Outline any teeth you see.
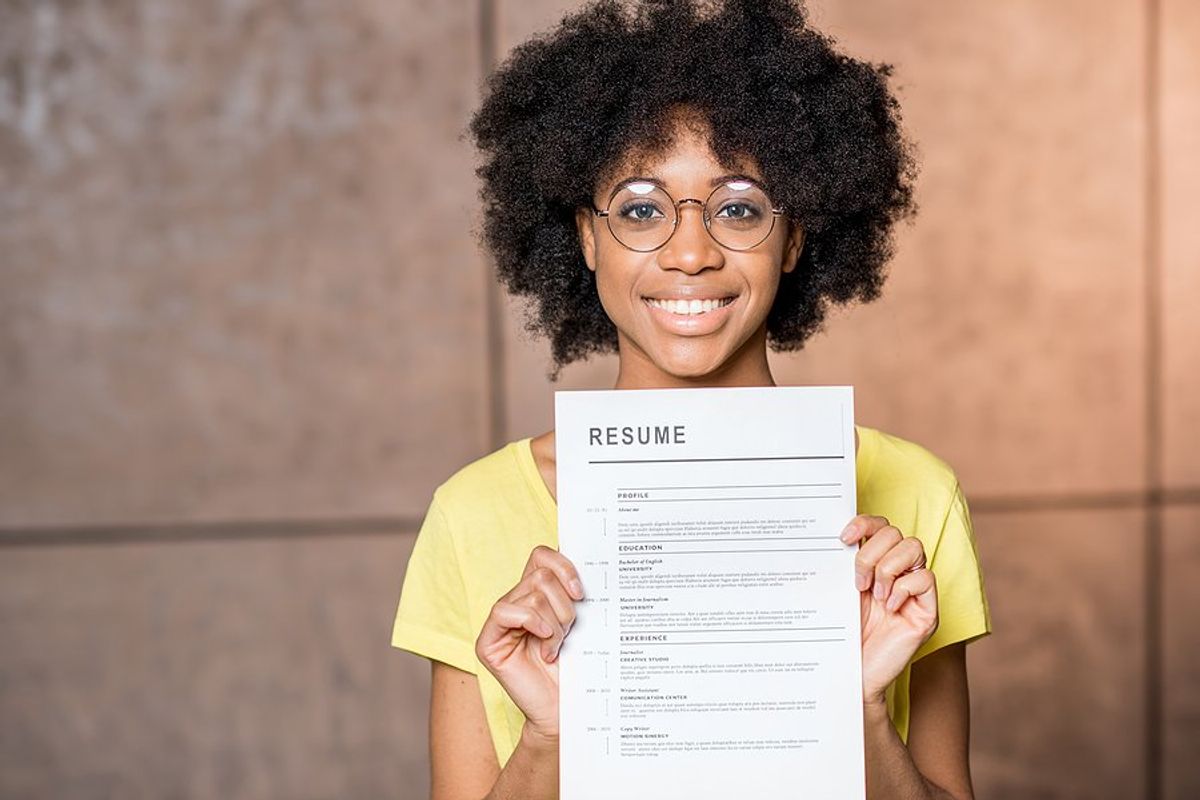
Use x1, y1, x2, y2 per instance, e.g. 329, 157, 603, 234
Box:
647, 297, 734, 315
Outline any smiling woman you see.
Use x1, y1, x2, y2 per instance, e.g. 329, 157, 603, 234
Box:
470, 0, 916, 383
390, 2, 991, 800
574, 117, 809, 378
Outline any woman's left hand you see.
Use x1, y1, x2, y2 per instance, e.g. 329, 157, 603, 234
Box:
840, 515, 939, 705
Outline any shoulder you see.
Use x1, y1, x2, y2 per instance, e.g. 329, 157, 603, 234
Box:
425, 440, 553, 600
426, 440, 552, 568
437, 440, 523, 496
856, 425, 964, 541
858, 424, 959, 496
432, 440, 526, 516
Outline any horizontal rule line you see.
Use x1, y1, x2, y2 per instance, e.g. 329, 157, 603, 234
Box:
590, 455, 845, 464
622, 639, 848, 645
626, 496, 841, 502
620, 547, 842, 554
616, 483, 841, 490
621, 627, 847, 633
621, 537, 841, 542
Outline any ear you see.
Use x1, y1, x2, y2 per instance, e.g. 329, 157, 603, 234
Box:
575, 207, 598, 273
781, 219, 805, 274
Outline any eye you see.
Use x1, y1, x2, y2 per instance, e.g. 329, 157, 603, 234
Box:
618, 201, 666, 222
715, 201, 762, 220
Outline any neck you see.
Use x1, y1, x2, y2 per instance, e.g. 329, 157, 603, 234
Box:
612, 324, 777, 390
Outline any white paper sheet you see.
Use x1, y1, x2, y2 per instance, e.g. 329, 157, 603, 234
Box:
555, 385, 864, 800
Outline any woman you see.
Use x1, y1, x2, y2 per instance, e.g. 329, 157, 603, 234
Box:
392, 1, 992, 798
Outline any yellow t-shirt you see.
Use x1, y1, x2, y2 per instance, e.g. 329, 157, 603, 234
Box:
391, 424, 992, 767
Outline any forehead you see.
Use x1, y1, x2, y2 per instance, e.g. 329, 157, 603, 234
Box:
595, 114, 763, 196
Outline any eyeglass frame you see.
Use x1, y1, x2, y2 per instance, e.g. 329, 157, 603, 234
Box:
589, 176, 788, 253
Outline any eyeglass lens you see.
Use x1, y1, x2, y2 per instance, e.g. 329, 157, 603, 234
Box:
605, 180, 776, 251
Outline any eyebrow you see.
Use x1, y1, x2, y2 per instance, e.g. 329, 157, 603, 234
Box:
617, 172, 759, 190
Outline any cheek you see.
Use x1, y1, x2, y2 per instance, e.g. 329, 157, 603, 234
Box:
746, 254, 787, 294
593, 249, 651, 305
589, 268, 637, 329
765, 228, 791, 264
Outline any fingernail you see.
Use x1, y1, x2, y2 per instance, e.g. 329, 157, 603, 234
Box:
874, 581, 885, 601
886, 594, 901, 612
839, 524, 854, 543
569, 579, 584, 599
856, 573, 868, 592
551, 644, 561, 661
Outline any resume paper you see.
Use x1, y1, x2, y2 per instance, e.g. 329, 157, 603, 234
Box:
555, 385, 864, 799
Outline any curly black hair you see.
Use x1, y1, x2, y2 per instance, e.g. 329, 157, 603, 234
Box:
469, 0, 918, 381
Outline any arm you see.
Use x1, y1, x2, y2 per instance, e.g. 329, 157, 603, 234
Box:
429, 661, 498, 800
844, 514, 979, 800
429, 650, 976, 800
429, 545, 582, 800
430, 661, 561, 800
863, 642, 976, 800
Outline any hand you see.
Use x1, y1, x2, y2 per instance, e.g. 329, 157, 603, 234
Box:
474, 544, 584, 742
840, 515, 938, 705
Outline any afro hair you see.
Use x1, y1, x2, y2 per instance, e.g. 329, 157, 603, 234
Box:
469, 0, 918, 380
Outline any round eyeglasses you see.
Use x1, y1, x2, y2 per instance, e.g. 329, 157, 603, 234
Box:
591, 177, 786, 252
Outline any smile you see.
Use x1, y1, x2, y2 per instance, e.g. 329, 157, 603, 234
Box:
641, 294, 740, 336
642, 296, 736, 315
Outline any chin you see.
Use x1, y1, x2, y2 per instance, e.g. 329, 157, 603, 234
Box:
653, 346, 728, 379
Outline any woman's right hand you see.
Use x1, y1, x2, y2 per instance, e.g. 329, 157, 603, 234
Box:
475, 544, 585, 743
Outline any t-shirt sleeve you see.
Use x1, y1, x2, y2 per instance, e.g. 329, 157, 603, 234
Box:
391, 489, 479, 674
912, 481, 993, 663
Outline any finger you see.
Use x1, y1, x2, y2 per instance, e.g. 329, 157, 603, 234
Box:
477, 599, 556, 659
521, 567, 579, 637
839, 514, 891, 545
853, 524, 902, 592
884, 567, 938, 623
873, 536, 927, 605
500, 570, 578, 659
515, 590, 567, 662
522, 545, 586, 600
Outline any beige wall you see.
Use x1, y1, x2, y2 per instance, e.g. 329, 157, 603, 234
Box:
0, 0, 1196, 797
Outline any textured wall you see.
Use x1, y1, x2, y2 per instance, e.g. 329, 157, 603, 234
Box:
0, 0, 1196, 798
0, 0, 488, 526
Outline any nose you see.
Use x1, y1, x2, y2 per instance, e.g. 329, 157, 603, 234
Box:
657, 200, 724, 274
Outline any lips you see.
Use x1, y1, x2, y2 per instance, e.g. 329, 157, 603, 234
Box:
641, 293, 740, 335
641, 291, 739, 301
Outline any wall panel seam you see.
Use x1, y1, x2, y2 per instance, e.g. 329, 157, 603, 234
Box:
1144, 0, 1164, 796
